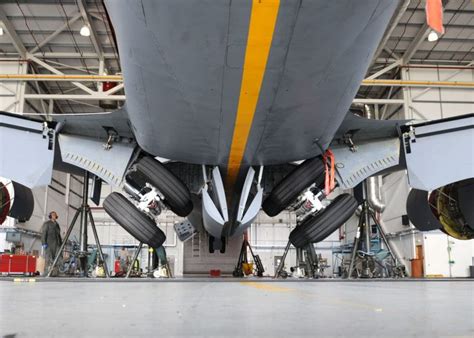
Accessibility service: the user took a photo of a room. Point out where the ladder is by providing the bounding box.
[191,232,201,258]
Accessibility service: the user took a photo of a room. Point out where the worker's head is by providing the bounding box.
[48,211,58,221]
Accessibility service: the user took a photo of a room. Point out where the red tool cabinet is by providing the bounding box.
[0,254,37,275]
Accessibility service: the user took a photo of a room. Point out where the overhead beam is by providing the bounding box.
[24,94,126,101]
[29,12,82,54]
[31,52,116,59]
[370,0,410,68]
[2,74,473,89]
[402,23,430,65]
[41,59,101,74]
[366,60,402,80]
[0,74,122,82]
[0,8,27,58]
[361,79,474,89]
[88,12,106,23]
[77,0,104,61]
[383,47,401,60]
[374,58,474,65]
[27,54,96,95]
[402,0,451,65]
[0,52,128,59]
[103,83,124,95]
[353,99,404,105]
[4,73,474,90]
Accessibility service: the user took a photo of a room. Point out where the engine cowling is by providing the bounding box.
[0,178,34,225]
[0,180,11,224]
[407,178,474,240]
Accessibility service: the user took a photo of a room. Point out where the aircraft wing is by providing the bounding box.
[0,109,138,188]
[330,112,473,191]
[54,108,134,140]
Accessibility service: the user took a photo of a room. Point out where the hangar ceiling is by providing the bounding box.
[0,0,472,115]
[0,0,120,114]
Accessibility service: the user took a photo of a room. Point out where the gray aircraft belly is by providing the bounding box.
[105,0,248,165]
[248,0,398,165]
[105,0,398,169]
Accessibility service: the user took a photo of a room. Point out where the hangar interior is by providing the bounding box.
[0,0,473,280]
[0,1,473,337]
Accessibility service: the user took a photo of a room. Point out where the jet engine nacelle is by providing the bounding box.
[407,178,474,240]
[0,177,34,225]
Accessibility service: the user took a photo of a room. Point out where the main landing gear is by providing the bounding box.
[263,156,358,249]
[103,156,193,248]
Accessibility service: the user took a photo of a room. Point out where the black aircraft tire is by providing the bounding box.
[262,157,325,217]
[289,193,358,248]
[136,157,193,217]
[103,192,166,248]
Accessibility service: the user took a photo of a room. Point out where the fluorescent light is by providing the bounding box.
[427,31,439,42]
[80,25,90,37]
[0,27,4,36]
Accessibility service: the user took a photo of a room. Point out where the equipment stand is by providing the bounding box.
[233,238,264,277]
[301,243,320,278]
[126,242,143,278]
[274,240,322,279]
[47,171,110,278]
[347,199,401,279]
[273,240,291,278]
[157,246,173,278]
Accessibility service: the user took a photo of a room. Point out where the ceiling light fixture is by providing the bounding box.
[427,31,439,42]
[80,25,90,37]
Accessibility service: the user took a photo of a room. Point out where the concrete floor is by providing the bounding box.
[0,279,473,337]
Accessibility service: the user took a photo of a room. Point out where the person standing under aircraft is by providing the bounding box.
[41,211,62,276]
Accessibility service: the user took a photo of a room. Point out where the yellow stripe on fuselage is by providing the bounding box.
[225,0,280,189]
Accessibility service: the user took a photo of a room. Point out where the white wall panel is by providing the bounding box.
[405,67,474,120]
[0,61,26,112]
[423,232,474,278]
